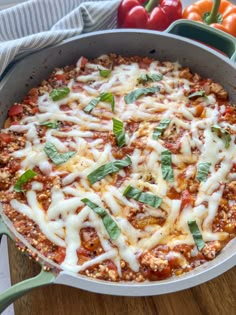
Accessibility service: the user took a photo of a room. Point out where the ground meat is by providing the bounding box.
[202,241,222,260]
[0,153,10,165]
[223,181,236,200]
[141,252,169,272]
[179,67,193,80]
[0,169,12,189]
[1,53,236,283]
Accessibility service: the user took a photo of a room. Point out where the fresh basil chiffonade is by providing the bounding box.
[112,118,126,147]
[50,87,70,101]
[84,92,115,113]
[211,125,231,148]
[123,185,162,208]
[124,86,159,104]
[161,150,174,182]
[137,73,163,84]
[40,121,59,129]
[99,68,112,78]
[14,170,37,192]
[87,156,132,184]
[81,198,120,240]
[44,142,76,165]
[196,162,211,182]
[153,119,171,140]
[188,90,206,99]
[188,220,205,250]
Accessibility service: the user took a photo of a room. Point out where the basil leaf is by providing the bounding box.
[188,220,205,251]
[84,92,115,113]
[87,156,132,185]
[99,68,112,78]
[81,198,120,240]
[123,185,162,209]
[100,92,115,112]
[40,121,59,129]
[84,98,100,114]
[161,150,174,182]
[188,90,206,99]
[138,73,163,84]
[153,119,170,140]
[124,86,159,104]
[211,125,231,149]
[44,142,76,165]
[196,162,211,182]
[14,169,37,192]
[112,118,126,147]
[50,87,70,101]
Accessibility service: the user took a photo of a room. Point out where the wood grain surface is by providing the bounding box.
[8,241,236,315]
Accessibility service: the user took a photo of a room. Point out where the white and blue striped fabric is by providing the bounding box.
[0,0,121,78]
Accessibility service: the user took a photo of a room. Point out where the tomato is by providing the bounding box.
[181,190,192,210]
[60,104,71,111]
[24,97,37,105]
[8,104,23,116]
[105,260,117,271]
[54,247,66,264]
[31,107,39,114]
[55,74,66,81]
[77,247,90,256]
[224,106,234,114]
[77,56,88,69]
[10,121,20,126]
[0,133,12,144]
[151,266,172,280]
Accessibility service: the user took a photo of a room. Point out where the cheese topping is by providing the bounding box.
[1,55,235,282]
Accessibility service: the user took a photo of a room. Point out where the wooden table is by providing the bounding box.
[8,242,236,315]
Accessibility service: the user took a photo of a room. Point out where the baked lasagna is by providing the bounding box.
[0,54,235,282]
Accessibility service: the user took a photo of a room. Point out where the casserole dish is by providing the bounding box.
[0,19,236,313]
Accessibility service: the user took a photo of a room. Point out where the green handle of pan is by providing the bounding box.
[166,19,236,63]
[0,216,13,242]
[0,216,56,313]
[0,267,55,313]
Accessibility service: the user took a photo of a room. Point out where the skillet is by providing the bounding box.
[0,20,236,313]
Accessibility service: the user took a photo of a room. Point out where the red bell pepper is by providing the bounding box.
[8,104,23,116]
[118,0,183,31]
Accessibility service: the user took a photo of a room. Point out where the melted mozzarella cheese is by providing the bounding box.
[7,56,235,277]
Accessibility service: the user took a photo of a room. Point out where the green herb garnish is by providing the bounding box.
[84,98,100,113]
[50,87,70,101]
[153,119,171,140]
[44,142,76,165]
[211,125,231,149]
[87,156,132,184]
[14,170,37,192]
[161,150,174,182]
[81,198,120,240]
[84,92,115,113]
[196,162,211,182]
[40,121,59,129]
[124,86,159,104]
[188,220,205,251]
[112,118,126,147]
[99,68,112,78]
[138,73,163,84]
[123,185,162,208]
[188,90,206,99]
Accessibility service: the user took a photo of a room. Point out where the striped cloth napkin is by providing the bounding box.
[0,0,121,79]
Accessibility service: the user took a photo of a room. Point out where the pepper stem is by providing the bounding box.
[144,0,160,14]
[205,0,221,24]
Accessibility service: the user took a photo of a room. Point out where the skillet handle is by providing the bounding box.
[0,216,13,244]
[0,267,55,313]
[166,19,236,63]
[0,217,56,313]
